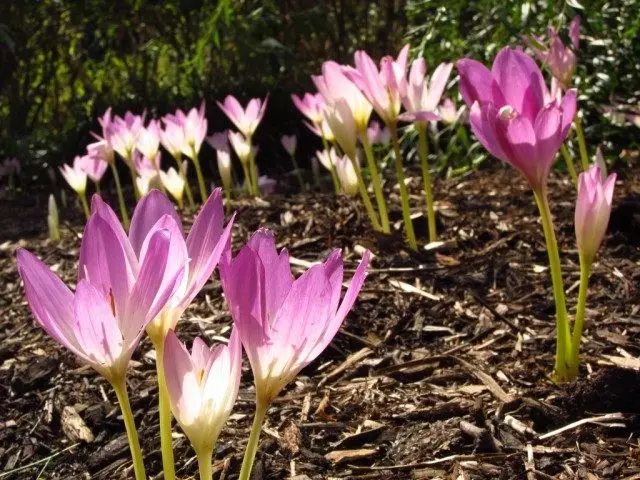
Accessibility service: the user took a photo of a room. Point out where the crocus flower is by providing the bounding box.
[316,148,340,172]
[314,61,372,131]
[97,107,113,139]
[324,99,359,159]
[60,157,88,194]
[366,121,390,145]
[16,197,187,382]
[229,131,252,165]
[107,112,145,162]
[181,103,208,159]
[217,95,268,138]
[87,139,115,164]
[399,58,453,123]
[163,329,242,455]
[160,168,186,207]
[219,229,370,406]
[129,188,234,338]
[305,117,335,142]
[258,175,277,195]
[77,154,108,183]
[134,151,161,177]
[345,45,410,125]
[217,149,233,192]
[206,131,230,153]
[438,98,466,125]
[136,119,161,160]
[575,166,616,262]
[335,153,359,196]
[136,175,154,197]
[291,93,325,125]
[529,17,581,89]
[160,119,186,160]
[457,47,577,191]
[281,135,297,156]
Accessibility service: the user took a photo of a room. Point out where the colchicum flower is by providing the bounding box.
[575,165,616,263]
[229,131,253,165]
[281,135,297,156]
[335,152,359,196]
[291,92,325,125]
[218,95,268,138]
[457,46,577,191]
[60,157,88,194]
[222,229,370,480]
[77,154,108,184]
[160,168,186,208]
[160,119,186,160]
[136,119,162,161]
[399,58,453,123]
[366,121,390,146]
[163,329,241,457]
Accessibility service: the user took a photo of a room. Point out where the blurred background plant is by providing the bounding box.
[1,0,638,186]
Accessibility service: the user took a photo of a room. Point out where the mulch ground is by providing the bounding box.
[1,164,639,480]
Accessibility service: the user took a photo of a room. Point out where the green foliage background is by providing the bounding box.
[1,0,638,178]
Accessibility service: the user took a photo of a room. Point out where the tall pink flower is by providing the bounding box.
[182,103,208,159]
[457,46,577,191]
[575,166,616,262]
[529,17,581,89]
[291,92,325,125]
[217,95,268,138]
[160,120,185,160]
[16,197,186,382]
[107,112,146,162]
[399,58,453,123]
[219,229,370,405]
[163,329,242,454]
[136,119,162,160]
[77,154,109,183]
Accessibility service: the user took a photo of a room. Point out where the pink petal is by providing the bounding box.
[129,189,183,256]
[425,63,453,111]
[533,105,564,184]
[469,102,509,162]
[559,89,577,138]
[163,329,200,424]
[456,58,501,106]
[496,112,538,185]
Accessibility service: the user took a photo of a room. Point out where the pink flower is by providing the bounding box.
[399,58,453,123]
[136,119,161,160]
[228,131,252,164]
[438,98,466,125]
[575,166,616,262]
[60,157,88,194]
[258,175,277,195]
[528,17,581,89]
[163,329,242,453]
[217,95,268,138]
[291,93,325,125]
[87,139,115,164]
[345,45,410,124]
[219,229,370,405]
[181,103,208,159]
[134,151,161,177]
[304,117,335,142]
[77,154,109,183]
[206,131,230,153]
[16,196,187,382]
[324,99,359,159]
[128,189,234,337]
[160,120,185,160]
[366,121,390,145]
[313,61,372,131]
[281,135,297,156]
[457,47,577,191]
[334,153,359,196]
[316,148,340,172]
[106,112,145,161]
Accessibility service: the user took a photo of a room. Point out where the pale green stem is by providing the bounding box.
[126,151,141,200]
[533,187,571,381]
[417,123,437,243]
[174,154,196,209]
[196,449,213,480]
[111,377,147,480]
[79,192,90,220]
[574,116,590,172]
[389,123,418,250]
[321,136,341,194]
[238,401,268,480]
[359,131,390,233]
[290,153,306,192]
[93,180,101,195]
[110,162,130,230]
[191,150,208,203]
[241,162,253,196]
[347,151,382,231]
[247,135,259,196]
[151,337,176,480]
[560,144,579,186]
[568,254,591,378]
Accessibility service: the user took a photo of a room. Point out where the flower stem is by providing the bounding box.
[347,152,382,231]
[567,253,591,378]
[574,116,590,171]
[94,180,101,195]
[321,136,341,194]
[111,377,147,480]
[79,192,90,220]
[151,336,176,480]
[360,131,390,233]
[196,448,213,480]
[191,150,208,203]
[290,154,306,192]
[560,144,578,186]
[238,401,268,480]
[110,163,130,230]
[175,154,196,210]
[532,188,571,381]
[126,151,141,200]
[241,162,253,196]
[389,123,417,250]
[417,123,437,243]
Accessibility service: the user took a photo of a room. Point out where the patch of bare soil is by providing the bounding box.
[1,164,639,479]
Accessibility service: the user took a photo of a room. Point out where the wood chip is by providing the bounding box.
[61,406,94,443]
[325,448,377,464]
[388,280,441,301]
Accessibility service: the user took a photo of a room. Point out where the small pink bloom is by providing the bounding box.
[258,176,277,195]
[206,131,230,153]
[399,58,453,123]
[160,120,185,160]
[136,119,161,160]
[324,99,358,159]
[219,229,370,405]
[228,131,252,164]
[181,103,208,159]
[87,139,115,164]
[217,95,268,138]
[281,135,297,156]
[134,151,161,177]
[575,166,616,262]
[457,47,577,190]
[77,154,108,183]
[366,121,390,145]
[106,112,145,161]
[528,17,580,89]
[163,329,242,453]
[60,157,88,194]
[291,93,325,125]
[438,98,466,125]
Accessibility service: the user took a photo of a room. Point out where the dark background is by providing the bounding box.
[1,0,638,183]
